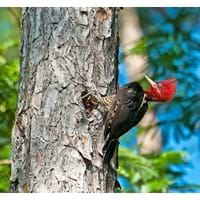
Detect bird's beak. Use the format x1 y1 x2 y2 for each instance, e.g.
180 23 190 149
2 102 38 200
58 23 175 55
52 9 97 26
144 74 156 86
144 74 161 96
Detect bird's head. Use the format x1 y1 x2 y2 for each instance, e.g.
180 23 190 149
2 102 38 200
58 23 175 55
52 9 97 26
144 75 177 102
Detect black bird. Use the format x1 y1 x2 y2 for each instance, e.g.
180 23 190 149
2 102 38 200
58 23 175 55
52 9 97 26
102 82 148 166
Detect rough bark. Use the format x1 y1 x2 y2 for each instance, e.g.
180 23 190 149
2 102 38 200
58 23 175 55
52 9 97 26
11 7 119 193
119 8 162 154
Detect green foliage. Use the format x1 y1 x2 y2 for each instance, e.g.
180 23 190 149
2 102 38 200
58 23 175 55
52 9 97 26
118 147 187 192
0 8 20 192
0 164 11 192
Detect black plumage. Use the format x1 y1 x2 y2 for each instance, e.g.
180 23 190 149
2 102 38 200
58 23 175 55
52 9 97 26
102 82 148 166
81 82 148 167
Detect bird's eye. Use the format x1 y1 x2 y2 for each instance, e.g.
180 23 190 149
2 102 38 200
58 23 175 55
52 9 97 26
157 82 163 88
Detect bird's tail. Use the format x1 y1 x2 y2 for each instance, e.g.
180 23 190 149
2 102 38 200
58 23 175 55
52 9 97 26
103 139 119 166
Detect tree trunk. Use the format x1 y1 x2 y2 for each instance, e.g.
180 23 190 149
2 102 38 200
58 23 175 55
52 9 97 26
10 7 119 193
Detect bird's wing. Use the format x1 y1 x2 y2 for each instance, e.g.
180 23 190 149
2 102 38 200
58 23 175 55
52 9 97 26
103 86 144 139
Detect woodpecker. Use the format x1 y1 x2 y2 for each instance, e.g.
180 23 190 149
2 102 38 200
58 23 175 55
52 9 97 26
102 81 147 166
81 75 177 166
